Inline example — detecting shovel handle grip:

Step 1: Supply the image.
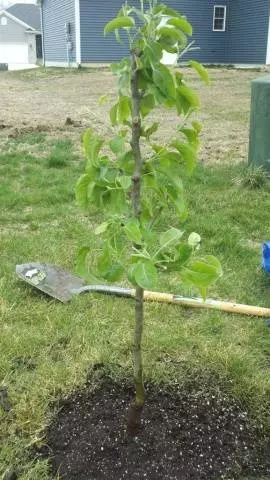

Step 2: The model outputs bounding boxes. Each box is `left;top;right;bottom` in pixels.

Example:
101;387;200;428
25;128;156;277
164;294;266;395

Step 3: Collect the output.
76;286;270;317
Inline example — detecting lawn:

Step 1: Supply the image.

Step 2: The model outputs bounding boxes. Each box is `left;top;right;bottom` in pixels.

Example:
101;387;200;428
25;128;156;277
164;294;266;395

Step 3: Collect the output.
0;67;270;479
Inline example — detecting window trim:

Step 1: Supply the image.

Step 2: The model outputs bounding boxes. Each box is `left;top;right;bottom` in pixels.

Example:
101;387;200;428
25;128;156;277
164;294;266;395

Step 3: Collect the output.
213;5;227;32
1;16;8;26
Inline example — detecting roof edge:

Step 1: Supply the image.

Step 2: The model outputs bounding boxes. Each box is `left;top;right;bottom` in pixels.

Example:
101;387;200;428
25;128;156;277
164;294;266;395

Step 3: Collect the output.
0;9;35;30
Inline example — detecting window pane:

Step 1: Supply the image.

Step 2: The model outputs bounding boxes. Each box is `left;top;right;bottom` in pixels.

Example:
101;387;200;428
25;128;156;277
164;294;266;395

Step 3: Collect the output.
214;18;224;30
215;7;225;19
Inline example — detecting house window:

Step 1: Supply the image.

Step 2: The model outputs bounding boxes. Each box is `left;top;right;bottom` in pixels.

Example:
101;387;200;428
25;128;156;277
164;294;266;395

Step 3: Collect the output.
213;6;226;32
1;17;8;26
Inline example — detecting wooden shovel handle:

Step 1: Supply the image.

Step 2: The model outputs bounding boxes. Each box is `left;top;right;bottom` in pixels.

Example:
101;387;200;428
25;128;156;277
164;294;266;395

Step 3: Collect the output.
130;290;270;317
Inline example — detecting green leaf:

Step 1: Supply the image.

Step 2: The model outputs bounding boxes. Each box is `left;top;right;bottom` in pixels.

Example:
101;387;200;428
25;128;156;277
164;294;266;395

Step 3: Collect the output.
204;255;223;277
110;103;118;126
154;4;181;18
177;85;200;110
158;161;184;194
176;244;193;265
83;129;104;167
104;16;135;36
179;127;200;150
188;232;201;248
128;263;137;285
75;174;91;208
97;248;124;282
181;255;223;298
98;94;109;105
108;189;127;214
118;150;134;174
143;41;163;67
167;189;188;221
153;64;176;100
104;263;124;282
159;227;184;251
192;120;202;133
118;96;131;123
167;17;193;36
133;261;157;289
189;60;210;85
95;222;109;235
124;219;143;244
171;141;197;174
116;175;132;189
158;26;186;44
141;122;159;140
141;94;155;117
109;136;125;155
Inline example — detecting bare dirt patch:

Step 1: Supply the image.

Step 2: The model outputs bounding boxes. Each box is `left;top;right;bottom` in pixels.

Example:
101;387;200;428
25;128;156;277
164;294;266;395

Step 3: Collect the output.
44;377;270;480
0;67;268;164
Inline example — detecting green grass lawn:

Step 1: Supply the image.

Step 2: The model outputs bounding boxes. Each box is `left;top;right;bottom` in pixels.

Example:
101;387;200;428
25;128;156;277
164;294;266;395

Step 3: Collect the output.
1;131;270;479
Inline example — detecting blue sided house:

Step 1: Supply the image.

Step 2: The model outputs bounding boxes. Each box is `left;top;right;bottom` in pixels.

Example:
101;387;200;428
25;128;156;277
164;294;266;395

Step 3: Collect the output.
40;0;270;67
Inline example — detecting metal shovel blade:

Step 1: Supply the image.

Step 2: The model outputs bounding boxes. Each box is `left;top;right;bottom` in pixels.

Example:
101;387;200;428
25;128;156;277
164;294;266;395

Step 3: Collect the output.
16;263;85;303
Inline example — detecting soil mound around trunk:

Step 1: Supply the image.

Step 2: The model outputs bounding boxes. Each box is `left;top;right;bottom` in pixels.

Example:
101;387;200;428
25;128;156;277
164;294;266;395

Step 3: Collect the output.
45;379;270;480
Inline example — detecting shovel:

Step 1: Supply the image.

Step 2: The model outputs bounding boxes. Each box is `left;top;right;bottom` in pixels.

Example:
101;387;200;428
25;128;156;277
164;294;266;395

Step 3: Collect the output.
16;263;270;317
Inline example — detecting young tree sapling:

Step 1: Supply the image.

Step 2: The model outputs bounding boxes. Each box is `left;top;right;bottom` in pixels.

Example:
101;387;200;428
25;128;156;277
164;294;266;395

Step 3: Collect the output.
76;0;222;436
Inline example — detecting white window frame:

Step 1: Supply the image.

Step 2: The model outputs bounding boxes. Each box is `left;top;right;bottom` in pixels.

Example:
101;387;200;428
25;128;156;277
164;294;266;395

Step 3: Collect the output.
1;16;8;26
213;5;227;32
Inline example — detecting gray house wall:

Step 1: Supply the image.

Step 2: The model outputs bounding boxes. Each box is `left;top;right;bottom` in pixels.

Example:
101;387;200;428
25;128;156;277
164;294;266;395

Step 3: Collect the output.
41;0;270;66
169;0;231;64
0;13;27;42
228;0;269;65
42;0;76;64
79;0;140;63
79;0;231;64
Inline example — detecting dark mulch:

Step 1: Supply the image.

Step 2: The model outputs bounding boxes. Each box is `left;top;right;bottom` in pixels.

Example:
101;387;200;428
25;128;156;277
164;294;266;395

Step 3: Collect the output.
44;378;270;480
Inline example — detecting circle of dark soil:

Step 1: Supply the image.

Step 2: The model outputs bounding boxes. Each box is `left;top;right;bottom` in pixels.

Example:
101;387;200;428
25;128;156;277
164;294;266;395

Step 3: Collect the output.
45;379;270;480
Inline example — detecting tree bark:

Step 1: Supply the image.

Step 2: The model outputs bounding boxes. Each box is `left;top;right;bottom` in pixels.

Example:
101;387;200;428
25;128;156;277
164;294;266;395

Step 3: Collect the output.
127;49;145;437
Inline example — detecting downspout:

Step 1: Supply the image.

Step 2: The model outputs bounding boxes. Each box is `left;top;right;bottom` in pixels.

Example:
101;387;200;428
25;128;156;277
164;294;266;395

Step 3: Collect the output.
266;14;270;65
75;0;81;67
39;0;46;66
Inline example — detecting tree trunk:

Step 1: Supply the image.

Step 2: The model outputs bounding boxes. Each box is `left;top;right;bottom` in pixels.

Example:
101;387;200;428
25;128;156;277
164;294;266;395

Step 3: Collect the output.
127;49;145;437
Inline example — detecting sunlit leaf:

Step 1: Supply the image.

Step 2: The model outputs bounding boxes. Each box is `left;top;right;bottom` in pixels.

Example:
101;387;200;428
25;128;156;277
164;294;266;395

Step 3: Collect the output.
75;174;92;208
141;94;155;117
83;129;104;167
158;26;186;44
124;219;143;244
177;85;200;110
188;232;201;248
181;256;223;298
104;16;135;36
153;64;176;100
159;227;184;251
95;222;109;235
133;261;157;289
167;17;192;36
116;175;132;189
110;103;118;126
110;136;125;154
171;140;197;174
144;41;163;66
189;60;210;85
118;96;131;123
98;94;109;105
